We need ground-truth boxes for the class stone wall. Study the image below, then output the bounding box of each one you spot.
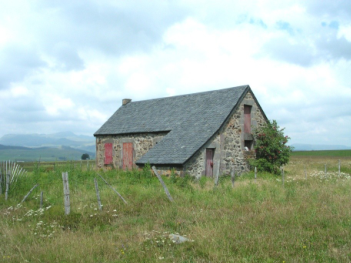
[95,132,167,169]
[152,166,183,176]
[183,90,267,178]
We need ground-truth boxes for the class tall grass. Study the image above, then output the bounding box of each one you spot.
[1,156,351,262]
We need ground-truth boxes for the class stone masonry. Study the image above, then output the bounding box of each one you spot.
[95,132,167,169]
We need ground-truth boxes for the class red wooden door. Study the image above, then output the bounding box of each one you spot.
[104,143,113,164]
[123,142,133,170]
[244,105,252,133]
[205,149,214,177]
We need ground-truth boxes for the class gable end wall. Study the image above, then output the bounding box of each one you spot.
[183,90,267,178]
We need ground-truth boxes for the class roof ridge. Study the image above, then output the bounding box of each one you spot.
[127,85,250,104]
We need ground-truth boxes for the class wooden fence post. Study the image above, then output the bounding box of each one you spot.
[97,173,127,204]
[5,174,10,200]
[231,167,235,188]
[40,191,43,208]
[214,161,220,186]
[254,167,257,180]
[152,166,174,202]
[21,184,38,203]
[282,167,285,187]
[325,164,327,176]
[338,159,341,177]
[62,172,70,215]
[94,178,102,211]
[0,173,2,195]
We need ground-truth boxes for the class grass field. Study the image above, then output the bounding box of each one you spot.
[1,155,351,262]
[292,149,351,157]
[12,159,96,172]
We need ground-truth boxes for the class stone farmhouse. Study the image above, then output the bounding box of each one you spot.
[94,85,267,178]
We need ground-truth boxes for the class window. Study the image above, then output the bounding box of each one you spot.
[244,140,253,150]
[244,105,252,133]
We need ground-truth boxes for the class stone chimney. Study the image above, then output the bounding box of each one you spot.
[122,99,132,106]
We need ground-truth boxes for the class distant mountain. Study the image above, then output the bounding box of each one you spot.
[0,132,95,152]
[292,144,351,151]
[0,144,95,162]
[0,144,30,150]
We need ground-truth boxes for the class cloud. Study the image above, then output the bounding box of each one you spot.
[317,35,351,61]
[0,0,189,88]
[0,0,350,148]
[305,1,351,19]
[51,43,85,71]
[0,46,47,89]
[36,1,189,55]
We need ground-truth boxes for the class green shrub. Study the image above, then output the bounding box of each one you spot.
[250,120,293,174]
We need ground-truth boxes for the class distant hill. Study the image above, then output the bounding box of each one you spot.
[0,144,95,162]
[0,144,30,150]
[0,132,96,161]
[0,132,95,152]
[291,144,351,151]
[291,149,351,157]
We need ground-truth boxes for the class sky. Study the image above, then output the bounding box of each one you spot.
[0,0,350,146]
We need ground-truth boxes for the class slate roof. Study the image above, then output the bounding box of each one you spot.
[94,85,259,165]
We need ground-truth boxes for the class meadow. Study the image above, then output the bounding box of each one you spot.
[291,149,351,158]
[1,154,351,262]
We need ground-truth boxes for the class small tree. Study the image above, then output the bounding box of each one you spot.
[81,153,90,160]
[251,120,292,174]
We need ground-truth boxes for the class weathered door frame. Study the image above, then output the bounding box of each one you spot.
[122,142,133,170]
[205,148,215,177]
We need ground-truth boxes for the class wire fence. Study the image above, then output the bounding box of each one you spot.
[17,159,96,172]
[1,158,351,216]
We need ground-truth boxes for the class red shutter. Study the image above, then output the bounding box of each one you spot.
[123,142,133,169]
[104,143,113,164]
[244,105,252,133]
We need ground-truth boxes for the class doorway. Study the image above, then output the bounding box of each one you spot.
[122,142,133,169]
[205,148,214,177]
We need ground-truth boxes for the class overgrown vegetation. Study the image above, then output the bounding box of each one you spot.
[251,120,292,174]
[1,155,351,262]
